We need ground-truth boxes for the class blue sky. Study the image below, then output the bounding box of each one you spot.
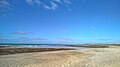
[0,0,120,44]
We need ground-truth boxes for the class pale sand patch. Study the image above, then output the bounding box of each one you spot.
[0,50,91,67]
[86,46,120,67]
[24,50,91,67]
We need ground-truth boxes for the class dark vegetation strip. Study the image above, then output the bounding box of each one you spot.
[0,48,74,55]
[66,45,110,48]
[78,45,109,48]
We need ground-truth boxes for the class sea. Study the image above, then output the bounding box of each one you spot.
[0,43,79,48]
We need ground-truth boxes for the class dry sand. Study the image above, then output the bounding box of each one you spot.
[1,46,120,67]
[86,46,120,67]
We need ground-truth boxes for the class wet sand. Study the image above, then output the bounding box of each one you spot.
[1,45,120,67]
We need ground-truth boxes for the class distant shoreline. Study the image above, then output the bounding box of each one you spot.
[0,44,112,55]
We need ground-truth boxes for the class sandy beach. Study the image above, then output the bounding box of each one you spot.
[0,45,120,67]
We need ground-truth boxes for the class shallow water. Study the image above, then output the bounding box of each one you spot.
[0,44,74,48]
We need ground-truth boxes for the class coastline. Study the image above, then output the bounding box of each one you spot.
[0,44,109,55]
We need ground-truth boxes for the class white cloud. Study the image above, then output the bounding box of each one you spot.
[25,0,34,5]
[25,0,41,5]
[19,37,48,41]
[43,1,58,10]
[0,0,73,11]
[56,38,74,41]
[0,0,10,8]
[63,0,71,4]
[44,5,51,10]
[34,0,41,5]
[53,0,62,3]
[13,32,33,34]
[50,1,58,10]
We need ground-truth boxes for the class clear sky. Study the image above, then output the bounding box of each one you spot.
[0,0,120,44]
